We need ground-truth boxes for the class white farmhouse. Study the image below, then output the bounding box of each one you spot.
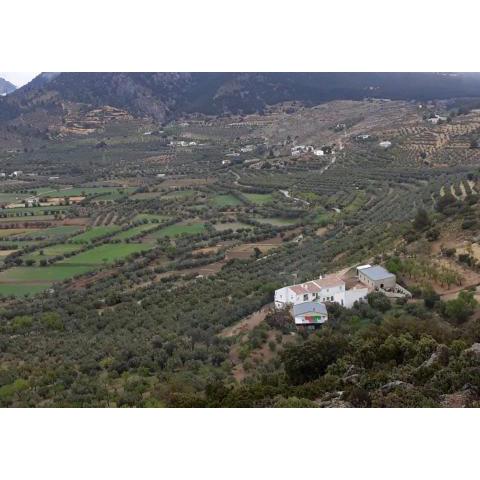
[313,149,325,156]
[379,141,392,148]
[274,274,368,310]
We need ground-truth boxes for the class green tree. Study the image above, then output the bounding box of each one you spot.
[282,332,347,385]
[443,291,477,324]
[41,312,64,331]
[413,208,431,231]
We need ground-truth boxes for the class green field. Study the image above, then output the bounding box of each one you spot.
[71,226,121,243]
[23,244,83,261]
[59,243,153,265]
[0,205,68,217]
[111,224,159,241]
[0,228,39,238]
[0,265,93,283]
[0,284,52,297]
[213,222,251,231]
[255,217,297,226]
[131,191,164,200]
[0,240,41,249]
[186,205,208,212]
[163,190,195,199]
[0,215,56,223]
[343,191,367,214]
[210,194,243,207]
[13,225,82,240]
[42,187,136,198]
[0,192,29,203]
[133,213,169,222]
[150,222,206,238]
[243,193,274,205]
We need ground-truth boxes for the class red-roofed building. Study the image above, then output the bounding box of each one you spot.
[275,274,368,310]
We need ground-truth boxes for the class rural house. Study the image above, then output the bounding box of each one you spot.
[357,265,396,290]
[293,302,328,326]
[274,275,346,308]
[274,274,368,310]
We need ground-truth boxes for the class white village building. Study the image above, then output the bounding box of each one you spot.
[274,274,368,310]
[274,264,408,326]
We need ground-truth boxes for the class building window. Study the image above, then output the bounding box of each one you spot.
[303,294,308,301]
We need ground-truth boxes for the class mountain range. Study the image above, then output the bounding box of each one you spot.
[0,76,16,96]
[2,72,480,123]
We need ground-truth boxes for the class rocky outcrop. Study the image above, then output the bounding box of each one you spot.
[380,381,413,393]
[315,391,353,408]
[465,343,480,358]
[441,386,477,408]
[422,344,450,368]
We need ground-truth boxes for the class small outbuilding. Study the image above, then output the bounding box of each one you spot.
[358,265,396,290]
[292,302,328,326]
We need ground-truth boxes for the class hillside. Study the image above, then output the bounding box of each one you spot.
[3,72,480,125]
[3,75,480,407]
[0,77,16,96]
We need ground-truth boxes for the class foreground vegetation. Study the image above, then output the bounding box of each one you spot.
[2,94,480,406]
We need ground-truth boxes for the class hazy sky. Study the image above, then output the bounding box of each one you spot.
[0,72,39,88]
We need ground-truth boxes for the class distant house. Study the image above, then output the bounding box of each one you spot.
[240,145,255,153]
[357,134,370,140]
[291,145,314,156]
[427,115,447,125]
[275,275,345,308]
[357,265,396,290]
[313,149,324,156]
[292,302,328,326]
[379,141,392,148]
[25,197,38,207]
[222,159,231,166]
[274,274,368,310]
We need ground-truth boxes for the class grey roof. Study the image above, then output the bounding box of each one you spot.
[360,265,395,281]
[293,302,327,316]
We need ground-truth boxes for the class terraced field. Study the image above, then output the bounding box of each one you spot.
[59,243,153,265]
[243,193,274,204]
[70,226,121,243]
[210,194,243,207]
[111,223,159,241]
[149,222,207,238]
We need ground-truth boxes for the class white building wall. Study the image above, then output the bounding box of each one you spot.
[275,283,348,308]
[274,287,301,308]
[344,288,369,308]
